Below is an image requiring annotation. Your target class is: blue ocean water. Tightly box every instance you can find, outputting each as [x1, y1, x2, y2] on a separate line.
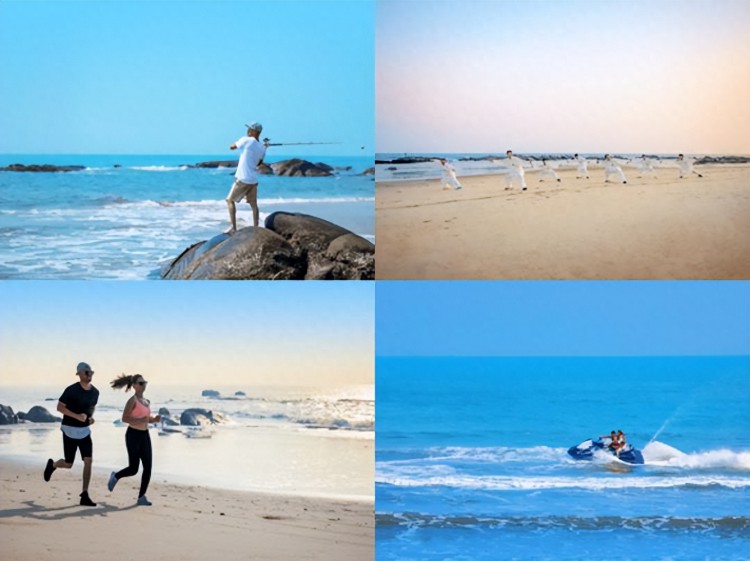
[376, 356, 750, 561]
[0, 153, 374, 279]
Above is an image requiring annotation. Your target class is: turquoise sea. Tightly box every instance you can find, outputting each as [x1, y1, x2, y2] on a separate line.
[376, 356, 750, 561]
[0, 153, 374, 279]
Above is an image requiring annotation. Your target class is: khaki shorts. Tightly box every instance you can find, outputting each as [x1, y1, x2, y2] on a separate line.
[226, 179, 258, 203]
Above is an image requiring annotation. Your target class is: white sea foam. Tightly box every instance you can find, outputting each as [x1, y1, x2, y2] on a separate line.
[375, 472, 750, 491]
[130, 165, 190, 172]
[643, 441, 750, 470]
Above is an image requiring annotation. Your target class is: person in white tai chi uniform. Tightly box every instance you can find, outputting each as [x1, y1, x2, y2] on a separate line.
[602, 154, 627, 184]
[502, 150, 529, 190]
[634, 154, 659, 178]
[573, 154, 589, 179]
[676, 154, 703, 178]
[537, 159, 561, 183]
[437, 158, 462, 190]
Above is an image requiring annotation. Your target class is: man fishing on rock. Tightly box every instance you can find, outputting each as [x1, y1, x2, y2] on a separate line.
[225, 122, 267, 233]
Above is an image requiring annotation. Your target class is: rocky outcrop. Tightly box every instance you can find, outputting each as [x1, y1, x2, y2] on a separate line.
[180, 408, 225, 426]
[17, 406, 61, 423]
[375, 157, 434, 165]
[192, 160, 239, 169]
[161, 228, 304, 280]
[161, 213, 374, 280]
[270, 159, 333, 177]
[1, 164, 86, 172]
[361, 167, 375, 175]
[0, 405, 18, 425]
[201, 389, 220, 397]
[695, 156, 750, 164]
[266, 212, 374, 279]
[234, 391, 246, 397]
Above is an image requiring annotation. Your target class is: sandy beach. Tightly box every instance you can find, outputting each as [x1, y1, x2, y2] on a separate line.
[375, 164, 750, 279]
[0, 459, 373, 561]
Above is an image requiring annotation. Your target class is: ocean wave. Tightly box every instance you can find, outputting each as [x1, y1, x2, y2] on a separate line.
[644, 441, 750, 471]
[375, 512, 750, 535]
[130, 165, 190, 172]
[99, 197, 373, 209]
[375, 473, 750, 491]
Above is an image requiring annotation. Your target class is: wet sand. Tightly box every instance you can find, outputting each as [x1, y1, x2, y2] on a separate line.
[0, 458, 373, 561]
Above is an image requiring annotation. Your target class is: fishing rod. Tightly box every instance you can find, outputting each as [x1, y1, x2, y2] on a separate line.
[262, 137, 341, 147]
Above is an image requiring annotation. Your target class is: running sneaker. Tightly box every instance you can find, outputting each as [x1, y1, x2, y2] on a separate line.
[137, 495, 153, 506]
[43, 459, 55, 482]
[108, 471, 118, 492]
[79, 491, 97, 507]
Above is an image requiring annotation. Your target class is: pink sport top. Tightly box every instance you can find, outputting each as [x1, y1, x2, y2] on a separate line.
[131, 397, 150, 418]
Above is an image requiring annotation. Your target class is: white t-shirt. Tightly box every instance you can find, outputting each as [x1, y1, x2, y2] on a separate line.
[234, 136, 266, 184]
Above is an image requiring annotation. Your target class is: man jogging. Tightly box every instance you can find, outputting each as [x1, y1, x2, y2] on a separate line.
[44, 362, 100, 506]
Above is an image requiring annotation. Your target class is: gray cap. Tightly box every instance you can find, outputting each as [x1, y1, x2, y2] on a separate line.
[245, 122, 263, 132]
[76, 362, 93, 373]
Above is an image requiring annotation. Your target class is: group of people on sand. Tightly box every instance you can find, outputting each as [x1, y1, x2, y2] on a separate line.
[601, 429, 628, 457]
[43, 362, 159, 507]
[436, 151, 704, 191]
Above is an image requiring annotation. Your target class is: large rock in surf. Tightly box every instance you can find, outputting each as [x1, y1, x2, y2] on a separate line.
[17, 405, 61, 423]
[161, 213, 374, 280]
[201, 389, 221, 397]
[0, 405, 18, 425]
[161, 228, 304, 280]
[1, 164, 86, 172]
[270, 159, 332, 177]
[180, 408, 224, 426]
[192, 160, 238, 169]
[266, 212, 374, 280]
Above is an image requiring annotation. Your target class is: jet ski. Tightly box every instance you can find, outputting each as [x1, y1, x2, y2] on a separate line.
[568, 437, 644, 465]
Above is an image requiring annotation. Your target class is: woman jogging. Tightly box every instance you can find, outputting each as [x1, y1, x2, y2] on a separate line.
[108, 374, 160, 506]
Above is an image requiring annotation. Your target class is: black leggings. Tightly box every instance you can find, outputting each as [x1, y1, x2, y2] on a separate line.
[115, 427, 152, 498]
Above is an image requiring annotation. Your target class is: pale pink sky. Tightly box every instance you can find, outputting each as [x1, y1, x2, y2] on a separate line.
[377, 0, 750, 154]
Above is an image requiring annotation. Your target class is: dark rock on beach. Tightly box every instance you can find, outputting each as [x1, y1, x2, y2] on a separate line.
[0, 164, 86, 172]
[161, 212, 374, 280]
[201, 389, 221, 398]
[0, 404, 18, 425]
[17, 405, 61, 423]
[234, 391, 247, 397]
[695, 156, 750, 164]
[180, 408, 224, 426]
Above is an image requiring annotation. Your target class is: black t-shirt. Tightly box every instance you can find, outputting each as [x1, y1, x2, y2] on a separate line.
[59, 382, 99, 427]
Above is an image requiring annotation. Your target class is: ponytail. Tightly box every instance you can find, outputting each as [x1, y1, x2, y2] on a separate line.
[111, 373, 140, 391]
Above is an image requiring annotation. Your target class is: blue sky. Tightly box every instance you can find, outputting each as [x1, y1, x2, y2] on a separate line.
[0, 281, 374, 386]
[377, 0, 750, 154]
[376, 281, 750, 356]
[0, 0, 374, 156]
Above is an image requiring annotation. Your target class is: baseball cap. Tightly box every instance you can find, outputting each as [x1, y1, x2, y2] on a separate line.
[245, 122, 263, 132]
[76, 362, 93, 373]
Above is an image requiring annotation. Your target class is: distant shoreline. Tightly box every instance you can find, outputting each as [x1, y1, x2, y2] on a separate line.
[375, 153, 750, 165]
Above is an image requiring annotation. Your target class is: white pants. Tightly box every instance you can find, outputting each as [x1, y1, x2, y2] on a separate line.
[604, 167, 626, 183]
[506, 170, 526, 189]
[442, 172, 462, 189]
